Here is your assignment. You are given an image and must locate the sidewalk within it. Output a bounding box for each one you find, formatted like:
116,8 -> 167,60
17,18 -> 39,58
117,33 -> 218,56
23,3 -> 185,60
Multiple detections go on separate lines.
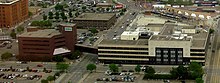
78,72 -> 91,83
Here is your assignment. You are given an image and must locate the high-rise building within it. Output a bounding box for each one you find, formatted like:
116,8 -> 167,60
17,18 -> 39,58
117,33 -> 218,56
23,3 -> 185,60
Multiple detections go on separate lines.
0,0 -> 28,28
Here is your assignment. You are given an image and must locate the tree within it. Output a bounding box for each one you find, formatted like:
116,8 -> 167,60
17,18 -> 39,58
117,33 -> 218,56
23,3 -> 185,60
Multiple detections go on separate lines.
135,64 -> 141,73
60,12 -> 65,17
43,14 -> 48,20
196,78 -> 204,83
62,15 -> 67,21
176,65 -> 188,79
82,6 -> 87,11
69,50 -> 81,60
48,12 -> 53,19
26,66 -> 30,71
145,66 -> 155,74
55,12 -> 60,21
146,0 -> 152,2
41,79 -> 48,83
89,28 -> 98,34
109,64 -> 119,72
16,26 -> 24,33
120,12 -> 124,15
189,62 -> 204,79
43,67 -> 47,72
55,4 -> 63,10
209,28 -> 215,34
47,75 -> 55,81
86,64 -> 96,72
53,55 -> 64,62
56,62 -> 69,72
75,11 -> 80,17
68,11 -> 73,17
106,7 -> 110,12
170,67 -> 178,78
10,30 -> 16,39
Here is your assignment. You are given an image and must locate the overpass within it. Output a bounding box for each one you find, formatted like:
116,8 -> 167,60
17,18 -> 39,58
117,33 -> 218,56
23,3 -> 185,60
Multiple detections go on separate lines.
75,44 -> 98,54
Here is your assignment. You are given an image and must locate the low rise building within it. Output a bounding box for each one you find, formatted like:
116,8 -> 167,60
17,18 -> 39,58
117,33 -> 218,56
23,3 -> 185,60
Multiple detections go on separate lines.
72,13 -> 116,30
18,24 -> 77,61
98,23 -> 209,65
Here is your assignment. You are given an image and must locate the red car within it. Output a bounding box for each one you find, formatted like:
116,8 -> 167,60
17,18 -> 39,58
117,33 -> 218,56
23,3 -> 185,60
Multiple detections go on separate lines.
37,64 -> 43,67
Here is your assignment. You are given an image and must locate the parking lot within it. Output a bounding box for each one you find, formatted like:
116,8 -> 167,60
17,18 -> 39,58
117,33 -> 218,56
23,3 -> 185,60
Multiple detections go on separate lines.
0,61 -> 56,83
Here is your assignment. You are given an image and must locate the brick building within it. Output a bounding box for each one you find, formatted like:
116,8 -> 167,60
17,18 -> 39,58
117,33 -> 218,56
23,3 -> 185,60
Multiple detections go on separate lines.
0,0 -> 29,28
18,24 -> 77,61
72,13 -> 116,30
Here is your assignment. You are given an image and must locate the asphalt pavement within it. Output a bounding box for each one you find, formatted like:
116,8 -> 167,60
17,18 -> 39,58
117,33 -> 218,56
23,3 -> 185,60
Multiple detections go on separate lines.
206,18 -> 220,83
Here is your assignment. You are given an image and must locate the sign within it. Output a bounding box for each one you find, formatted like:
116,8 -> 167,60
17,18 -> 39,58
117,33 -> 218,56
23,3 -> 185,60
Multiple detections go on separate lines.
65,27 -> 72,31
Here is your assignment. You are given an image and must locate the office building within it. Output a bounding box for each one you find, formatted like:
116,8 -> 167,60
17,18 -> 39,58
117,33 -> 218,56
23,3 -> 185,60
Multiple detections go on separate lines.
72,13 -> 116,30
18,24 -> 77,61
0,0 -> 29,28
98,23 -> 209,65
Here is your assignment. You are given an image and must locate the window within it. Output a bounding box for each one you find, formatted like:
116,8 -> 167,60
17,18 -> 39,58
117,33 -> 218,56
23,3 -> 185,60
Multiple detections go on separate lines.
164,55 -> 168,57
171,59 -> 175,61
156,59 -> 161,61
164,59 -> 168,61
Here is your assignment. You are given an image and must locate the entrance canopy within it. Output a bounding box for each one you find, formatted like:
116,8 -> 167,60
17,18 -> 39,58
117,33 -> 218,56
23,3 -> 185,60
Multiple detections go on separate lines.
53,48 -> 71,55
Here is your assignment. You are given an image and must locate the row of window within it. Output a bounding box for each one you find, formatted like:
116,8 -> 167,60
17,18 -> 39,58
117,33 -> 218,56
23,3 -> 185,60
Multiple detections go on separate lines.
98,51 -> 148,54
99,55 -> 147,58
98,47 -> 148,50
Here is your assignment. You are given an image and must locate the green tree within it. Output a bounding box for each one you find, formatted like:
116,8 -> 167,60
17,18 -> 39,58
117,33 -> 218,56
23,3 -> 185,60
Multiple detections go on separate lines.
189,62 -> 204,79
55,12 -> 60,20
47,75 -> 55,81
43,14 -> 48,20
120,12 -> 124,15
26,66 -> 30,71
196,78 -> 204,83
167,0 -> 174,5
10,30 -> 16,39
109,64 -> 119,72
68,11 -> 73,17
86,64 -> 97,72
89,28 -> 98,34
60,12 -> 65,17
62,15 -> 67,21
146,0 -> 152,2
28,11 -> 33,17
69,50 -> 81,59
75,11 -> 80,17
55,4 -> 63,10
106,7 -> 110,12
1,52 -> 13,60
16,26 -> 24,33
82,6 -> 87,10
176,65 -> 188,79
145,66 -> 155,74
135,64 -> 141,73
56,62 -> 69,72
170,67 -> 178,78
53,55 -> 63,62
41,79 -> 48,83
43,67 -> 47,72
209,28 -> 215,34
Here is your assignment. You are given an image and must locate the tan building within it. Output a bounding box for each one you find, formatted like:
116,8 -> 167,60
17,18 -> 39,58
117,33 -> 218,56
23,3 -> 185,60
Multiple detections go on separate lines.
0,0 -> 29,28
72,13 -> 116,30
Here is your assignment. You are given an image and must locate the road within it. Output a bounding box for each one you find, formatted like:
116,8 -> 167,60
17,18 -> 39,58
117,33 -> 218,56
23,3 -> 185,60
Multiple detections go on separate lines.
206,19 -> 220,83
59,53 -> 97,83
105,0 -> 143,40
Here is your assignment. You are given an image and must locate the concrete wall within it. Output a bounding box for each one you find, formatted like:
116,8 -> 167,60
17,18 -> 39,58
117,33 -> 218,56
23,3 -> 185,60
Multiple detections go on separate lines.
148,40 -> 191,57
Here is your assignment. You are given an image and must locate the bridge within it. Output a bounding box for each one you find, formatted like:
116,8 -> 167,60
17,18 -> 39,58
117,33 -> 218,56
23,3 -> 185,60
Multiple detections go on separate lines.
75,44 -> 98,54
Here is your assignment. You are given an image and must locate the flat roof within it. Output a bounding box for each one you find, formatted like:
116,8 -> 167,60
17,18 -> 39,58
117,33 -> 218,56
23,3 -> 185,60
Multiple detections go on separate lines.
19,29 -> 61,38
191,32 -> 208,48
149,35 -> 191,41
99,39 -> 148,46
73,13 -> 115,21
136,15 -> 167,26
